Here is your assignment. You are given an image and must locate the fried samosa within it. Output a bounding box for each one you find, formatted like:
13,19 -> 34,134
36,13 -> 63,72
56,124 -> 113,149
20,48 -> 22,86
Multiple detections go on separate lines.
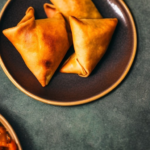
3,7 -> 70,87
44,0 -> 102,29
60,16 -> 118,77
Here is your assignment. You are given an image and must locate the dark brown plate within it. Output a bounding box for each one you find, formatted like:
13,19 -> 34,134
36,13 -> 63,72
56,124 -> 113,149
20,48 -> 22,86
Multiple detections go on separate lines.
0,0 -> 137,106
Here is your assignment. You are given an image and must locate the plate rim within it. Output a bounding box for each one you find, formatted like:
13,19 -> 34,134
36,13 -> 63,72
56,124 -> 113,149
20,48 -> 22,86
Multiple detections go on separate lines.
0,0 -> 137,106
0,114 -> 22,150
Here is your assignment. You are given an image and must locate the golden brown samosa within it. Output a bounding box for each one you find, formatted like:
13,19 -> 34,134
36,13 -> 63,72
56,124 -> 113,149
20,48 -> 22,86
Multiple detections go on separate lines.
60,16 -> 118,77
3,7 -> 70,87
51,0 -> 102,19
44,0 -> 102,29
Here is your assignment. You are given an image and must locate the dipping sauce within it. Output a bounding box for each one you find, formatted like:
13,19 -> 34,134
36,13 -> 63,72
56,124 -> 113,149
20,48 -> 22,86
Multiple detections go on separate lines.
0,125 -> 17,150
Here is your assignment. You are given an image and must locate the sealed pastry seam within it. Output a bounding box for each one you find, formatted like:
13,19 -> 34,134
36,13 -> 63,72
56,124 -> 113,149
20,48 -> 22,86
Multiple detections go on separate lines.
76,58 -> 88,76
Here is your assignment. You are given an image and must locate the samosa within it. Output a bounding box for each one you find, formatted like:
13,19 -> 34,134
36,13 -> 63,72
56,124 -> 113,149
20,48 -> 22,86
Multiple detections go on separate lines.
60,16 -> 118,77
3,7 -> 70,87
44,0 -> 102,24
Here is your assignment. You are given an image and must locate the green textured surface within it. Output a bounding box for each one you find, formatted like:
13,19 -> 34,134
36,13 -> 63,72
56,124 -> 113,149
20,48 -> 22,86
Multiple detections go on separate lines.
0,0 -> 150,150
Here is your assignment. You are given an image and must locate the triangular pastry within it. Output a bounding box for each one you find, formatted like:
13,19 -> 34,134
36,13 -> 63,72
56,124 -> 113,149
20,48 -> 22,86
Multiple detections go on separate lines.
44,0 -> 102,31
3,7 -> 70,87
60,16 -> 118,77
44,0 -> 102,21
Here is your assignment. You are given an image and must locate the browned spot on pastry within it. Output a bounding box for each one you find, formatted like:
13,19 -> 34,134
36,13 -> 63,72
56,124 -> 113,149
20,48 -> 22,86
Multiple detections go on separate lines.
42,60 -> 52,69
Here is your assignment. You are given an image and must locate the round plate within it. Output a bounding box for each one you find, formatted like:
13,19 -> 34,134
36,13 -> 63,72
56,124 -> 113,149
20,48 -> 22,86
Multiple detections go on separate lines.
0,0 -> 137,106
0,114 -> 22,150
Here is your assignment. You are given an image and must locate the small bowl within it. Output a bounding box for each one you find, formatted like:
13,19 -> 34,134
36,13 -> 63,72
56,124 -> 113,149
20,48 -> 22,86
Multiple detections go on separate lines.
0,114 -> 22,150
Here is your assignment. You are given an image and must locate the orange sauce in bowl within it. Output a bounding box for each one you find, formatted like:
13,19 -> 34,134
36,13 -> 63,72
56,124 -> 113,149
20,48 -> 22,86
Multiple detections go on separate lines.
0,125 -> 17,150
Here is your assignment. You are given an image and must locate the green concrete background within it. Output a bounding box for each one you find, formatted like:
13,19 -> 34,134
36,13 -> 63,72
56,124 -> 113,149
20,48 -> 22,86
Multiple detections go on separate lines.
0,0 -> 150,150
